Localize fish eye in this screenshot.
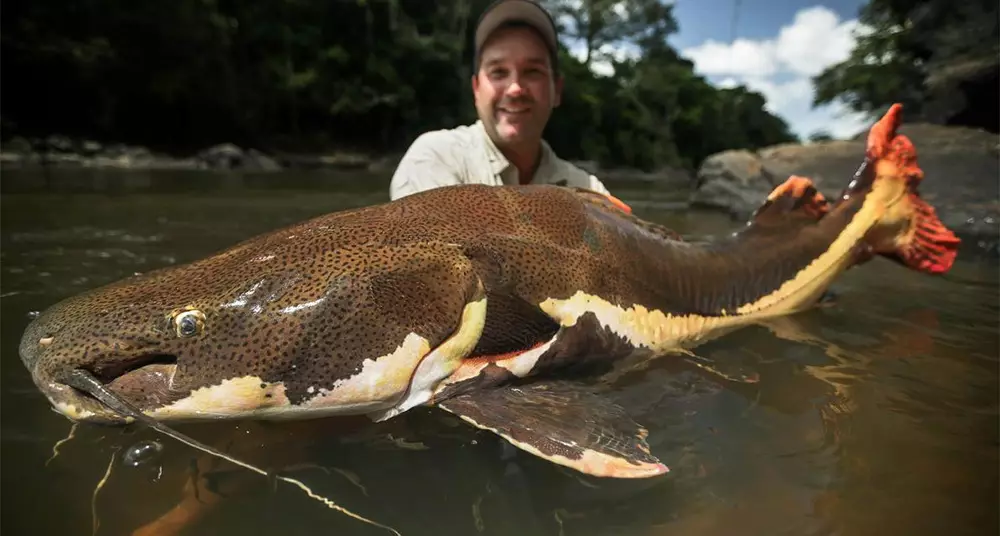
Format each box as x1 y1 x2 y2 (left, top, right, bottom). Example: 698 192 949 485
173 309 206 338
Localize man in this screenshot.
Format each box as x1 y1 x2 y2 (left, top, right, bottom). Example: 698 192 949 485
389 0 620 207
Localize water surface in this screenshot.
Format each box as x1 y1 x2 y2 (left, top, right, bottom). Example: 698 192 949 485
2 168 997 536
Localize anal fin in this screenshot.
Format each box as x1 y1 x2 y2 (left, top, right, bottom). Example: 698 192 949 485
437 381 668 479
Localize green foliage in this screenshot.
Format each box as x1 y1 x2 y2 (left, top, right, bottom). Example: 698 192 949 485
812 0 999 124
1 0 797 169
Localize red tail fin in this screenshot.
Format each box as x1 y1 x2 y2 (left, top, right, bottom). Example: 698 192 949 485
890 193 961 274
865 104 961 274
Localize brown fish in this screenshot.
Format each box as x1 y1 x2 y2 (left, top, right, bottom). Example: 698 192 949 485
18 104 960 480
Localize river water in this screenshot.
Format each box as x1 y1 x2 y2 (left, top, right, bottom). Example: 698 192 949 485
1 168 997 536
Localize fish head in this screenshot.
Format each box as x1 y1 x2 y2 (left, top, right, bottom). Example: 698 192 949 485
19 229 488 424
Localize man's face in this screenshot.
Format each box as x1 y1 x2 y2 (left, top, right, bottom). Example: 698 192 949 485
472 25 563 149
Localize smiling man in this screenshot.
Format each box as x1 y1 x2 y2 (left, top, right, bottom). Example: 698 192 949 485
389 0 616 203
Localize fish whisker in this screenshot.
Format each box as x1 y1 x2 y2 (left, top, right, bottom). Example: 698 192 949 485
62 368 401 536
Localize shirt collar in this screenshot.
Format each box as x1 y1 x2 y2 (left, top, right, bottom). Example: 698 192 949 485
474 120 511 177
473 120 557 184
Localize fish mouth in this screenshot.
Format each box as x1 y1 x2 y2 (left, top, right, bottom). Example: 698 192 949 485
87 353 179 386
40 352 181 424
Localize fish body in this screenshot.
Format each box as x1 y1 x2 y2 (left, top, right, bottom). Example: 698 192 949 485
18 104 960 479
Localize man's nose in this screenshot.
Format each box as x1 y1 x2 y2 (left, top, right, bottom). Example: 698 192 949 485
505 77 527 97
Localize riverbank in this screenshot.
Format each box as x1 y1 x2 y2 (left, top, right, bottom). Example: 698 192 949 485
0 135 693 185
0 136 392 173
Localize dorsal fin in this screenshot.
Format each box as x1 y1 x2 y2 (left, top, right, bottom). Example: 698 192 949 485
571 187 686 242
569 187 634 214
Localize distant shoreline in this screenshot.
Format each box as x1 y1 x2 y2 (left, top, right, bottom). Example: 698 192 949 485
0 135 696 187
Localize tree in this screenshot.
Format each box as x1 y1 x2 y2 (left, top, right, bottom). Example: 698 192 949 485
1 0 798 169
812 0 999 131
543 0 677 72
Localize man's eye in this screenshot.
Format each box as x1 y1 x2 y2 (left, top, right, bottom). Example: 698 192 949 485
489 69 508 79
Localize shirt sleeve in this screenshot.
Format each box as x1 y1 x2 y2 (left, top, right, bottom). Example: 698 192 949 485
389 131 465 201
584 174 611 196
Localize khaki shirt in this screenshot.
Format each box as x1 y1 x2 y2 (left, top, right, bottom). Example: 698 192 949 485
389 120 611 201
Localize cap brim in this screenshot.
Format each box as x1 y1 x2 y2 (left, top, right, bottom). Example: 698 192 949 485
474 0 559 56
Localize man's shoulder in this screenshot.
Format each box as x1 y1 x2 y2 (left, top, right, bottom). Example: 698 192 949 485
405 123 479 156
542 148 610 194
390 123 483 200
552 157 594 180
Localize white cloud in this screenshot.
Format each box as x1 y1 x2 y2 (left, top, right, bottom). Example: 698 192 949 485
773 7 862 76
565 38 641 77
683 39 779 77
681 6 872 140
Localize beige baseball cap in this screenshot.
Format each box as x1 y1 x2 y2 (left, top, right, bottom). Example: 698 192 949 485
474 0 560 62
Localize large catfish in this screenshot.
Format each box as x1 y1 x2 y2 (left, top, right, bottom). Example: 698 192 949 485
19 104 960 480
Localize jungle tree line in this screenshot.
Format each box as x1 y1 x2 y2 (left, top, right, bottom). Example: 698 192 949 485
812 0 999 133
0 0 798 171
1 0 993 172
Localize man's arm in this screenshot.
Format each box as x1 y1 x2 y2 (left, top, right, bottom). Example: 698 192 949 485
389 131 465 201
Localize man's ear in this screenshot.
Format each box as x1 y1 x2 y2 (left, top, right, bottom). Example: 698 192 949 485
471 72 480 92
553 74 564 108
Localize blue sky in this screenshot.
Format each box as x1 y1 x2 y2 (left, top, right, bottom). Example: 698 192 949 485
669 0 867 49
561 0 875 141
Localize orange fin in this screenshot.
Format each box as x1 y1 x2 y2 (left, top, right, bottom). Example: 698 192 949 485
867 103 924 185
573 187 634 214
864 104 961 274
889 193 961 274
604 192 633 214
749 175 830 225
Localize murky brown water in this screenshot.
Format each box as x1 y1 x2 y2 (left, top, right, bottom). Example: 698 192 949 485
2 168 997 536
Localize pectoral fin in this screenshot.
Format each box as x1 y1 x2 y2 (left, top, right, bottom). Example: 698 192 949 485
436 381 668 479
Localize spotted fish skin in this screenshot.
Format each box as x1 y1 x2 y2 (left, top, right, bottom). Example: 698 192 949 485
18 103 959 426
16 182 848 419
18 211 489 422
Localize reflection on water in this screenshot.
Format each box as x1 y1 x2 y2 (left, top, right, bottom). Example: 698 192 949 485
1 169 997 536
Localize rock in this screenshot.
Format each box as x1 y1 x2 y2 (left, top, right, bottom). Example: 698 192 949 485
0 152 24 164
80 140 103 156
0 134 297 172
44 134 74 153
317 153 371 170
689 150 785 215
276 152 373 170
4 136 32 154
243 149 281 171
193 143 284 171
44 153 85 166
101 143 128 157
691 123 1000 256
197 143 244 169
